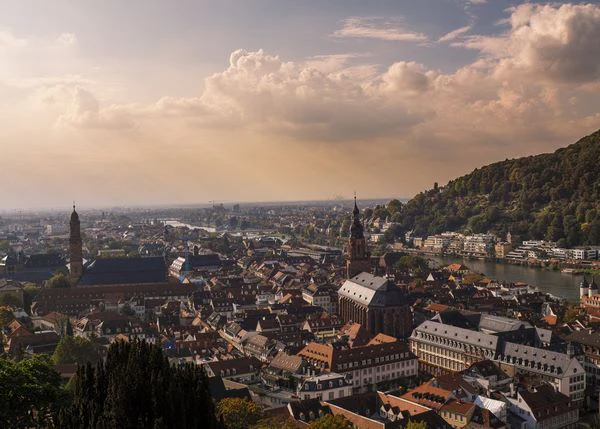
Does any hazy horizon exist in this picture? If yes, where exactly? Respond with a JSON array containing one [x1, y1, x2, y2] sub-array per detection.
[[2, 0, 600, 209], [0, 196, 404, 213]]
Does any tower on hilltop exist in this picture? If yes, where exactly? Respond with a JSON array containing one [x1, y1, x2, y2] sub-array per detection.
[[346, 196, 371, 278], [69, 204, 83, 286]]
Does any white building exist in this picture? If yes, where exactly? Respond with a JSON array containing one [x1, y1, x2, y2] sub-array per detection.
[[296, 373, 353, 401]]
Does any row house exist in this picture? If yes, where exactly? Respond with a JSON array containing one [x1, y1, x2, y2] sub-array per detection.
[[496, 342, 586, 406], [203, 356, 262, 383], [410, 321, 499, 374], [297, 373, 353, 401], [563, 330, 600, 397], [505, 384, 578, 429], [298, 338, 418, 393], [244, 334, 277, 362]]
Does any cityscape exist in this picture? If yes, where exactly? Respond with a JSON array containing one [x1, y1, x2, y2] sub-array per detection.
[[2, 1, 600, 429]]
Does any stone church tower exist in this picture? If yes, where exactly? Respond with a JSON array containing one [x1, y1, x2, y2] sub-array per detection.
[[346, 197, 371, 278], [69, 204, 83, 286]]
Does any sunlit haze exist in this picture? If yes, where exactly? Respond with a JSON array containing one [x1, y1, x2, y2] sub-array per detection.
[[2, 0, 600, 209]]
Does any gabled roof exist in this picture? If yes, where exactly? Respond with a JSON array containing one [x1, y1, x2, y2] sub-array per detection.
[[499, 342, 576, 377], [205, 356, 262, 375], [269, 351, 304, 373], [478, 314, 532, 333], [338, 273, 403, 307], [519, 385, 575, 421], [412, 321, 499, 353]]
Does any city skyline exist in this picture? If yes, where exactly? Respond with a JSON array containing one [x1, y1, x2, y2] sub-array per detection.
[[1, 0, 600, 209]]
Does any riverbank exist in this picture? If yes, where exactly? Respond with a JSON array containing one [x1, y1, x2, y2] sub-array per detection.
[[424, 254, 582, 303], [403, 247, 597, 272]]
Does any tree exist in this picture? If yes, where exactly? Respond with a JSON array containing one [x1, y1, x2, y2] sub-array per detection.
[[52, 336, 99, 365], [387, 199, 403, 215], [308, 414, 353, 429], [23, 284, 40, 313], [394, 255, 429, 273], [65, 319, 74, 337], [0, 293, 20, 307], [217, 397, 263, 429], [0, 306, 14, 328], [119, 303, 136, 317], [252, 416, 297, 429], [47, 272, 71, 288], [58, 340, 220, 429], [0, 354, 69, 428], [405, 421, 427, 429], [562, 305, 581, 324]]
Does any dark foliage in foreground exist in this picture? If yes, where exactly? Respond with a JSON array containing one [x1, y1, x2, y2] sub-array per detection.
[[58, 340, 220, 429]]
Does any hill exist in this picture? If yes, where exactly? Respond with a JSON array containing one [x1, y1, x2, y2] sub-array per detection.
[[399, 129, 600, 247]]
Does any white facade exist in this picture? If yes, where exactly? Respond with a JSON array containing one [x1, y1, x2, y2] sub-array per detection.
[[337, 355, 418, 392], [297, 373, 353, 401]]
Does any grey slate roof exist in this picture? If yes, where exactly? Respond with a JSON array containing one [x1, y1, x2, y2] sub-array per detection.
[[78, 256, 166, 286], [338, 272, 399, 307], [411, 321, 499, 353], [478, 314, 532, 333], [498, 342, 573, 376]]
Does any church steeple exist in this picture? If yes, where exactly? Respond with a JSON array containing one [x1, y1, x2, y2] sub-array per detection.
[[350, 196, 364, 239], [346, 196, 371, 278], [69, 203, 83, 286]]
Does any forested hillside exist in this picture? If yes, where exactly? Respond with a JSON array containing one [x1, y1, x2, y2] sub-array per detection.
[[399, 129, 600, 246]]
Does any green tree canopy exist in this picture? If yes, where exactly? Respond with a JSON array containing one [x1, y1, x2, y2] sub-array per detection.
[[397, 129, 600, 245], [394, 255, 429, 273], [217, 397, 263, 429], [52, 336, 100, 365], [0, 293, 20, 307], [308, 414, 353, 429], [405, 421, 427, 429], [0, 354, 69, 428], [47, 272, 71, 288], [0, 306, 15, 328], [251, 416, 298, 429]]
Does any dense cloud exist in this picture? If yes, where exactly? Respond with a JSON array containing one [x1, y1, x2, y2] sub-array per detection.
[[24, 3, 600, 144], [2, 3, 600, 207], [462, 4, 600, 83]]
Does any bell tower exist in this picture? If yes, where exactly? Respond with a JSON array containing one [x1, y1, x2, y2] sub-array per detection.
[[69, 204, 83, 286], [346, 196, 371, 278]]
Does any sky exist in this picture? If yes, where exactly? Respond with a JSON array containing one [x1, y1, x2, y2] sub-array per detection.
[[1, 0, 600, 209]]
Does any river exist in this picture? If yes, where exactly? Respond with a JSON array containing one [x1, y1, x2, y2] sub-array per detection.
[[162, 220, 217, 233], [430, 256, 584, 303]]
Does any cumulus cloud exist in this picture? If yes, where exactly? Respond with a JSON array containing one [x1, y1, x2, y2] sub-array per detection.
[[6, 2, 600, 197], [178, 49, 438, 140], [458, 3, 600, 84], [55, 87, 135, 130], [333, 17, 428, 42]]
